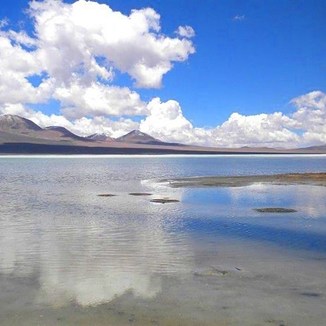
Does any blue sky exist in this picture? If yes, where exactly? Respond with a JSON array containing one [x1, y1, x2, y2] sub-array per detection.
[[0, 0, 325, 147], [109, 0, 326, 125]]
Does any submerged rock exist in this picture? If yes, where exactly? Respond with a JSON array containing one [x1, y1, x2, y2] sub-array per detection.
[[194, 267, 229, 277], [254, 207, 297, 213], [150, 198, 180, 204], [97, 193, 116, 197], [129, 192, 153, 196]]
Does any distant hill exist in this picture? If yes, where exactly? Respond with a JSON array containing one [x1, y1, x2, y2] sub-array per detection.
[[43, 126, 86, 141], [0, 115, 86, 143], [0, 114, 42, 132], [116, 130, 163, 145], [1, 114, 325, 155], [300, 144, 326, 151], [116, 130, 181, 146]]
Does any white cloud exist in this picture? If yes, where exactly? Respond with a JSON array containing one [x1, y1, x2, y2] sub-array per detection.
[[139, 100, 299, 148], [0, 30, 37, 47], [138, 91, 326, 148], [0, 18, 9, 28], [0, 35, 52, 105], [291, 90, 326, 110], [0, 103, 27, 116], [176, 25, 195, 38], [0, 36, 38, 75], [211, 112, 299, 148], [140, 98, 198, 144], [233, 15, 245, 21], [54, 80, 147, 118], [291, 91, 326, 145], [29, 0, 194, 88], [0, 0, 195, 120]]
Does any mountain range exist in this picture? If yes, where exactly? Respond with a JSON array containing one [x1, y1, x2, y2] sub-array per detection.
[[0, 114, 325, 154]]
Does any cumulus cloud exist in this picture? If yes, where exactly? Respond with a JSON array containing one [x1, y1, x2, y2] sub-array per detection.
[[291, 91, 326, 144], [29, 0, 194, 88], [139, 91, 326, 148], [0, 35, 48, 104], [0, 30, 37, 47], [211, 112, 299, 147], [140, 98, 196, 143], [176, 25, 195, 38], [0, 0, 195, 119], [210, 91, 325, 147], [54, 81, 147, 118]]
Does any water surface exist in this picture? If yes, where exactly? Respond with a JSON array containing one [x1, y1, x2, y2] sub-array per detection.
[[0, 155, 325, 325]]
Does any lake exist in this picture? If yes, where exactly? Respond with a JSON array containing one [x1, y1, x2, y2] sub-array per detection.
[[0, 155, 325, 325]]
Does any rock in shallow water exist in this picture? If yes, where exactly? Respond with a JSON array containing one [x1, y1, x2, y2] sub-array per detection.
[[129, 192, 153, 196], [193, 267, 229, 277], [97, 193, 117, 197], [254, 207, 297, 213], [150, 198, 180, 204]]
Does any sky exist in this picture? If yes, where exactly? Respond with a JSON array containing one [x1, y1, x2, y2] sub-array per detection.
[[0, 0, 325, 148]]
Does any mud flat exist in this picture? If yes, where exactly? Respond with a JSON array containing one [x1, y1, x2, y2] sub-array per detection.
[[164, 172, 326, 188]]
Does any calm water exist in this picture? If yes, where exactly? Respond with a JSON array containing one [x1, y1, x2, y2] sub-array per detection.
[[0, 155, 326, 325]]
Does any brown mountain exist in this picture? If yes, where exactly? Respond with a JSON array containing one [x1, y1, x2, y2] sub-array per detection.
[[0, 115, 86, 144], [43, 126, 86, 141], [116, 130, 162, 144], [0, 114, 42, 132], [301, 144, 326, 151], [116, 129, 181, 146]]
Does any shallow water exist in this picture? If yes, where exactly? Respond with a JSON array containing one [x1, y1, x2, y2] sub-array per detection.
[[0, 155, 326, 325]]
